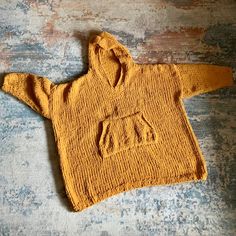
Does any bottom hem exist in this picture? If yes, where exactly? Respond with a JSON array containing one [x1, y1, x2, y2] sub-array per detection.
[[70, 171, 208, 212]]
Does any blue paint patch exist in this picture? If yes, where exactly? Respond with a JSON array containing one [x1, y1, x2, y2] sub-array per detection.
[[184, 98, 236, 142], [0, 175, 8, 186], [46, 190, 54, 199], [10, 42, 53, 59], [0, 118, 43, 141], [3, 185, 42, 216], [204, 24, 236, 54], [202, 24, 236, 67], [16, 0, 30, 14], [38, 229, 67, 236], [0, 220, 10, 236], [0, 25, 23, 39], [103, 28, 144, 49], [0, 93, 45, 120], [135, 188, 148, 197], [100, 231, 112, 236], [10, 42, 46, 53], [21, 160, 29, 167]]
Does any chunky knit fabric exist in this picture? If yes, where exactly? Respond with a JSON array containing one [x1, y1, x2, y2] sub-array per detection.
[[1, 31, 234, 212]]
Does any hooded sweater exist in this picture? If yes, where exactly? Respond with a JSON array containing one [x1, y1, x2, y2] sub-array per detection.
[[1, 31, 234, 212]]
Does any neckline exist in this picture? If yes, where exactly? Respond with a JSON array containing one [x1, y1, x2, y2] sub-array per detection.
[[88, 31, 134, 91]]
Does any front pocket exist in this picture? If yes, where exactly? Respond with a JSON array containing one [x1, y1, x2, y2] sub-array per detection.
[[98, 111, 158, 157]]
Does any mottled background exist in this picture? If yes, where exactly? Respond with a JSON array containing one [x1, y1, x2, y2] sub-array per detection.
[[0, 0, 236, 235]]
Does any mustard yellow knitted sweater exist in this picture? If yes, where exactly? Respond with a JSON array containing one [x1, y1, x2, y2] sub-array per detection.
[[1, 31, 234, 212]]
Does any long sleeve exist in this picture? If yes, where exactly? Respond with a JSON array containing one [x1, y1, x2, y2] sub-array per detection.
[[173, 64, 234, 99], [1, 72, 54, 119]]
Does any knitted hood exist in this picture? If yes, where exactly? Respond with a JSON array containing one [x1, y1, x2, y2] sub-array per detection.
[[88, 31, 134, 89]]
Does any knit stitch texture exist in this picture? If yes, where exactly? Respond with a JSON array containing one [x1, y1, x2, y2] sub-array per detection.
[[1, 31, 234, 212]]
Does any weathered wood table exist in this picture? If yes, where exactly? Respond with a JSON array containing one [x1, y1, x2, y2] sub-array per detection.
[[0, 1, 235, 235]]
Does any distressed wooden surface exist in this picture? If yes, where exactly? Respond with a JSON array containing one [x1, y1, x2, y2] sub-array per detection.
[[0, 0, 236, 235]]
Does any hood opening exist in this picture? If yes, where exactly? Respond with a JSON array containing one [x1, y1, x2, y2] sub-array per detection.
[[88, 31, 133, 89]]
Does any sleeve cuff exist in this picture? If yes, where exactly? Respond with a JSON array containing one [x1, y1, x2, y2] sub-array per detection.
[[223, 66, 234, 87], [1, 73, 18, 94]]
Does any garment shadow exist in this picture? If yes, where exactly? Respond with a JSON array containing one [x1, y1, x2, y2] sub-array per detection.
[[59, 29, 102, 83]]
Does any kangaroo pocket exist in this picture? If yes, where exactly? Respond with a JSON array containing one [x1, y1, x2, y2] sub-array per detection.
[[98, 111, 158, 158]]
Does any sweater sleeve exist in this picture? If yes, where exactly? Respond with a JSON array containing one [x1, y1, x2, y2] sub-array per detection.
[[1, 72, 54, 119], [173, 64, 234, 99]]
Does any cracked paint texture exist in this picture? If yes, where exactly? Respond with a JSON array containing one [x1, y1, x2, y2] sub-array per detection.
[[0, 0, 235, 235]]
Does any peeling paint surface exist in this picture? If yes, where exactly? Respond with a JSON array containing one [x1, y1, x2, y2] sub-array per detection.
[[0, 0, 235, 235]]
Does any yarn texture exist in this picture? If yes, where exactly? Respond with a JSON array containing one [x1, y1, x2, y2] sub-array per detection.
[[1, 31, 234, 212]]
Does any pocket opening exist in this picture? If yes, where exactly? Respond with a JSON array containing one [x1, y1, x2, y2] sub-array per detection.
[[98, 111, 158, 158]]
